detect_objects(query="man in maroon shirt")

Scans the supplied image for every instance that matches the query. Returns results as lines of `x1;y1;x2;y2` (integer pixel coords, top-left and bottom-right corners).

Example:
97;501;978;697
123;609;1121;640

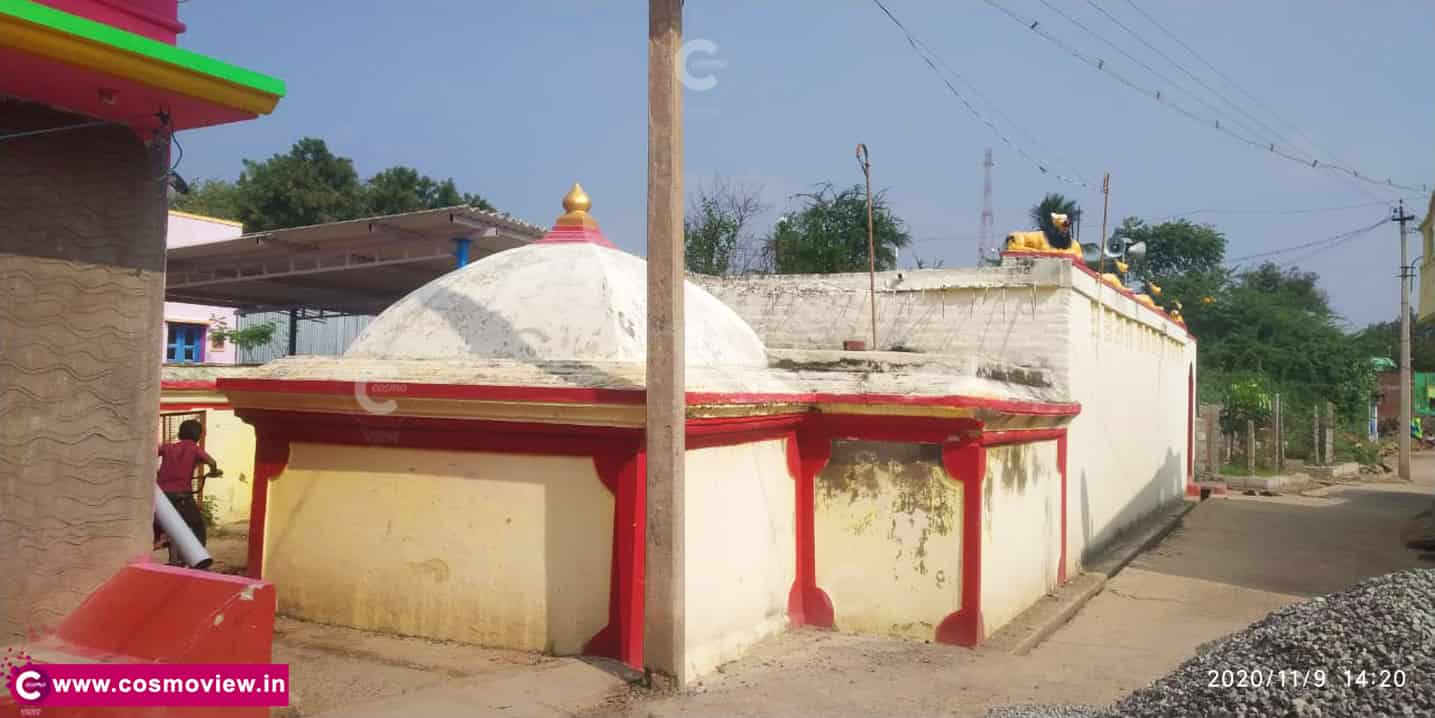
155;420;221;566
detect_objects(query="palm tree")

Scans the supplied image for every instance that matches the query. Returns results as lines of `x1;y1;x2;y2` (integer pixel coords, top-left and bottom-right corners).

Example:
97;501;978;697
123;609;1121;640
1029;193;1083;240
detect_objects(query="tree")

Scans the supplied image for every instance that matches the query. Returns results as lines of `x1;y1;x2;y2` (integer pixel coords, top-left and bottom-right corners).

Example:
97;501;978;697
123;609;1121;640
234;138;365;231
171;179;242;221
1029;193;1082;239
769;184;911;274
183;138;499;231
364;166;495;216
1353;313;1435;372
684;177;767;275
1194;262;1373;417
1110;216;1230;309
209;319;276;353
1114;217;1227;279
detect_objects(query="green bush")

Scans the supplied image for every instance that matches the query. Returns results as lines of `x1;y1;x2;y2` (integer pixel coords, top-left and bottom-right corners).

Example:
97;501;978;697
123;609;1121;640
199;494;220;533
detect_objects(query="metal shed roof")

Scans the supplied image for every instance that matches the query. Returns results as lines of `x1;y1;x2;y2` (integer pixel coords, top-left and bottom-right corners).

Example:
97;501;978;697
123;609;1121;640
164;206;544;315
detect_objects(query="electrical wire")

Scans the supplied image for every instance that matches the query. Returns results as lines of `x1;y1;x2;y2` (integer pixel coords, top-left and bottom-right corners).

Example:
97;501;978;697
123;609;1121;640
1035;0;1277;147
982;0;1430;194
0;119;113;142
1152;198;1423;222
1116;0;1380;186
1083;0;1290;150
1224;216;1389;265
1112;0;1392;202
870;0;1097;193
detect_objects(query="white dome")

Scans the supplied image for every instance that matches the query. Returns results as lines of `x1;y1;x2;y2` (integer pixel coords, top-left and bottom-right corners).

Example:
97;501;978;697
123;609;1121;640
346;241;769;367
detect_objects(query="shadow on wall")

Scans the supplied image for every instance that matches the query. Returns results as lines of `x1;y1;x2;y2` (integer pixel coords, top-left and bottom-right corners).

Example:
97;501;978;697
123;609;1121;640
427;284;641;389
268;446;611;654
1078;448;1184;566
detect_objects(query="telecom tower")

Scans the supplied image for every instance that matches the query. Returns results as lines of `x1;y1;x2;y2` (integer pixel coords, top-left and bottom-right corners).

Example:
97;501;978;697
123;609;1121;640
978;148;995;266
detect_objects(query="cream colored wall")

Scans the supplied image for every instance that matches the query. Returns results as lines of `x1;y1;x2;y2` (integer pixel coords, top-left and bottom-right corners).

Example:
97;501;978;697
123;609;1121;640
701;260;1196;581
198;408;254;525
264;443;613;654
683;440;794;678
980;441;1062;637
814;441;962;641
1064;272;1195;574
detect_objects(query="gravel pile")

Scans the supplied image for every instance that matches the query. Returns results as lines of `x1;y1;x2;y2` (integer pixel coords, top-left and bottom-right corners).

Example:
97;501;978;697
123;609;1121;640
988;568;1435;718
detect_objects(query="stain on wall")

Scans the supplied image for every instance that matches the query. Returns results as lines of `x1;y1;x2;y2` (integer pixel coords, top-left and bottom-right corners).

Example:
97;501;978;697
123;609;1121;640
981;441;1061;637
814;440;961;640
0;101;168;639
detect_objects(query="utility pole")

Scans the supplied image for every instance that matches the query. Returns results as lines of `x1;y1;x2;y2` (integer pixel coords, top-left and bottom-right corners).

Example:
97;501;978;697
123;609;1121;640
645;0;685;683
857;143;877;349
1397;199;1416;480
979;148;994;266
1098;173;1111;275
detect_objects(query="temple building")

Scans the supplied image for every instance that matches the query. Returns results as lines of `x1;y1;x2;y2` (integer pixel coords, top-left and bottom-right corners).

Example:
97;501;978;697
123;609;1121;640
222;185;1195;681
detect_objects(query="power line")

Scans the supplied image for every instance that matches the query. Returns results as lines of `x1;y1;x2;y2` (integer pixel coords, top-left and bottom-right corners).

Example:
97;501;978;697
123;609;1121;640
1035;0;1278;147
1114;0;1392;202
1152;198;1422;222
870;0;1096;193
982;0;1430;194
1083;0;1290;150
1224;216;1389;265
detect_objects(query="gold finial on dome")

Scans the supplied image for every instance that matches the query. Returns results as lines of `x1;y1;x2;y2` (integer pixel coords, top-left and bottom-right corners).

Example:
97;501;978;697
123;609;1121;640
556;182;600;229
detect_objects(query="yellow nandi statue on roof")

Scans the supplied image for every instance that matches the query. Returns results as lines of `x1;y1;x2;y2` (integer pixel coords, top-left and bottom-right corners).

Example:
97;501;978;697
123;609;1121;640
1005;213;1084;264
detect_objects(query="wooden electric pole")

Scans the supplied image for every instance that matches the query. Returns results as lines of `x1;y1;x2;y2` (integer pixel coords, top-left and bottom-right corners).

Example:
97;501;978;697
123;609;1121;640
1098;173;1111;275
645;0;686;683
857;143;877;349
1397;199;1416;480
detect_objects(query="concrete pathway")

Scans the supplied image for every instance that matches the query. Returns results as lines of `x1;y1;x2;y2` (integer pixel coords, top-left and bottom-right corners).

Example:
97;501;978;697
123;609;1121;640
589;457;1435;717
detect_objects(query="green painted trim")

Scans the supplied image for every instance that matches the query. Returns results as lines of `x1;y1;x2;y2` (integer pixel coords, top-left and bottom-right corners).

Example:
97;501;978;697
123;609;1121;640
0;0;285;97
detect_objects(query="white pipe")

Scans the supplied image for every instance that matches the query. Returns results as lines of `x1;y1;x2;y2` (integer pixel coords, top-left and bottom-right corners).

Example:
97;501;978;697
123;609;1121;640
153;484;212;569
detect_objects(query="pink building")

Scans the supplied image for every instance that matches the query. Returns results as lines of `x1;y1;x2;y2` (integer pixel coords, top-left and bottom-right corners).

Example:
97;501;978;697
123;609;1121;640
163;211;243;365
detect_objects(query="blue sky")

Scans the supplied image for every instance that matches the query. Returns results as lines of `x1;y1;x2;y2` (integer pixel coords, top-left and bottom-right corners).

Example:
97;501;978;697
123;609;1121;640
177;1;1431;327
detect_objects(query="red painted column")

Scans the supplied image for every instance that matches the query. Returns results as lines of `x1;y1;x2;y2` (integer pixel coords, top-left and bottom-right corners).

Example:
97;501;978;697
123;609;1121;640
786;430;834;628
244;434;289;580
587;446;647;669
936;436;986;646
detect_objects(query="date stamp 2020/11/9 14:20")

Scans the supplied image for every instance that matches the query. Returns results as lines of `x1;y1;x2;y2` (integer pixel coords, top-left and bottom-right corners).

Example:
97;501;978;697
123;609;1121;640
1207;668;1410;690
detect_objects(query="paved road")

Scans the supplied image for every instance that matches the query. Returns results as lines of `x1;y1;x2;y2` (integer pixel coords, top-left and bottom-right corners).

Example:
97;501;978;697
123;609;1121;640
591;459;1435;717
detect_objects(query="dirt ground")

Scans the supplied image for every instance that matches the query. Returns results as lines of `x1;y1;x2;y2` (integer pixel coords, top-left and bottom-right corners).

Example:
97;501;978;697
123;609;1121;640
163;456;1433;717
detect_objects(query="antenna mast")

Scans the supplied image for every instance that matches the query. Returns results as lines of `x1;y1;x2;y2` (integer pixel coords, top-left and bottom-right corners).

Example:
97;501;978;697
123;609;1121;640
979;148;994;265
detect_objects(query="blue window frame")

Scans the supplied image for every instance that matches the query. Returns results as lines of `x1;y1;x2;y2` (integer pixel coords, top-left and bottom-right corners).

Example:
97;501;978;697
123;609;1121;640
166;323;206;364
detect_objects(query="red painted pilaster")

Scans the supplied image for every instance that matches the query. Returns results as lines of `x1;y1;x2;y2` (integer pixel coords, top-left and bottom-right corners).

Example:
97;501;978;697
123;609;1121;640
936;436;986;646
786;429;834;628
586;446;647;669
244;434;289;580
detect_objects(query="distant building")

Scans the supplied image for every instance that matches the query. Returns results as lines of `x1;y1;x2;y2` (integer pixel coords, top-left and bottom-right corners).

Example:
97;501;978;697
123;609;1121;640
163;211;244;365
1375;366;1435;426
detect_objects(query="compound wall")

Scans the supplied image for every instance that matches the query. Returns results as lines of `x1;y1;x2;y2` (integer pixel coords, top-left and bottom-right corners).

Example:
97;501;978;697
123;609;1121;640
698;257;1197;578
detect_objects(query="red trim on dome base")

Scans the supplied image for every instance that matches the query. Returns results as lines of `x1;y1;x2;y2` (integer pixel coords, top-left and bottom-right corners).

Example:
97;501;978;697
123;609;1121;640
535;224;615;248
